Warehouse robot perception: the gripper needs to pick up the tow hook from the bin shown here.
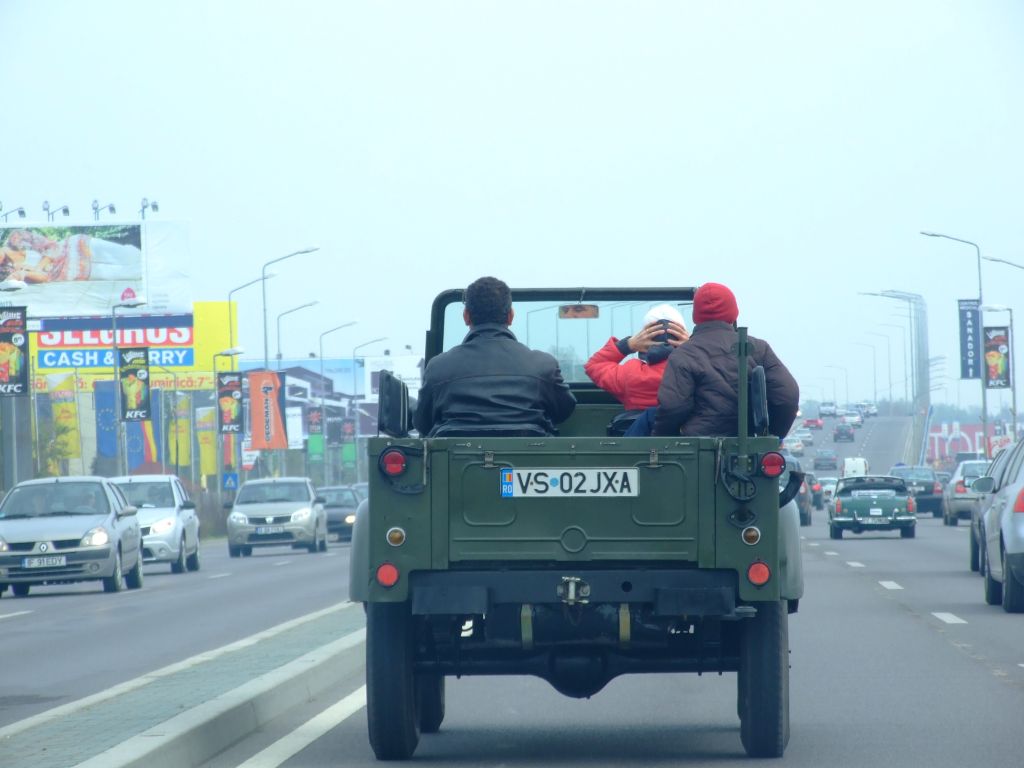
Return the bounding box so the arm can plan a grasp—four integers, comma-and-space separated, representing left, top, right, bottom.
557, 576, 591, 606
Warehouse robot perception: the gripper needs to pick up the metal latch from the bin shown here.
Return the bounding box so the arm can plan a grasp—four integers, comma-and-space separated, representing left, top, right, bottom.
483, 450, 495, 467
557, 576, 591, 606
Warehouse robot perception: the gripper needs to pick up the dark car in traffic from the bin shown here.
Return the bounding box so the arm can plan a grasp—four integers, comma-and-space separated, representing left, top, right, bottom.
833, 423, 855, 442
320, 485, 361, 540
813, 449, 838, 470
888, 465, 943, 517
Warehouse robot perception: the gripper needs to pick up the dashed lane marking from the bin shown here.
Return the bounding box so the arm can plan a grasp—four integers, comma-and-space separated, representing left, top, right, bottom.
0, 610, 32, 621
806, 542, 820, 547
273, 561, 291, 567
824, 551, 839, 556
207, 573, 231, 580
847, 561, 866, 568
235, 685, 367, 768
932, 612, 968, 625
879, 581, 903, 590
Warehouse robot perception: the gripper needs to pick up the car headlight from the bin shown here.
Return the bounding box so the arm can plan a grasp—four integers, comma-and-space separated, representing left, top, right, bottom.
150, 517, 176, 535
291, 508, 312, 523
0, 536, 8, 553
80, 527, 110, 547
344, 514, 356, 525
229, 512, 248, 524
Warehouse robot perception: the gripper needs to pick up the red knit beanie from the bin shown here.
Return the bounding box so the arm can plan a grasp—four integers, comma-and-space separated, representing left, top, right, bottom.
693, 282, 739, 324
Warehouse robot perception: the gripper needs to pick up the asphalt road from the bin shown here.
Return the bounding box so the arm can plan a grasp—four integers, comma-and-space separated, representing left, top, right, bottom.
0, 535, 352, 726
202, 417, 1024, 767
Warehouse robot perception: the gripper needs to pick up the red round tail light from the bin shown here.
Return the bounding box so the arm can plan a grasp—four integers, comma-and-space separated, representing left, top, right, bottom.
379, 449, 407, 477
376, 562, 400, 587
747, 561, 771, 586
760, 452, 786, 478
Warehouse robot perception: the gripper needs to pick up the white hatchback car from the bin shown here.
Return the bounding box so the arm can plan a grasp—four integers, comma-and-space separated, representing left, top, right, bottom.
112, 475, 200, 573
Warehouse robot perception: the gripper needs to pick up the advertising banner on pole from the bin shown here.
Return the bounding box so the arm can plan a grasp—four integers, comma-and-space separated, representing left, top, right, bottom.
959, 299, 981, 380
248, 371, 287, 450
118, 347, 151, 421
983, 326, 1011, 389
217, 373, 243, 434
0, 306, 29, 397
196, 407, 217, 477
47, 373, 81, 458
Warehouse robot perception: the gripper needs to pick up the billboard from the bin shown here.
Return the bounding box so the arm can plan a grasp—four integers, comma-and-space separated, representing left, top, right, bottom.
958, 299, 981, 379
363, 355, 422, 403
118, 347, 151, 421
249, 371, 288, 450
0, 306, 29, 396
0, 223, 190, 317
983, 326, 1011, 389
217, 373, 243, 434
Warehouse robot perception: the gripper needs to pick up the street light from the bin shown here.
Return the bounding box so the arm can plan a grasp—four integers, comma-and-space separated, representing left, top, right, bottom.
866, 331, 893, 409
227, 274, 275, 354
880, 322, 910, 406
351, 337, 387, 482
319, 322, 357, 485
112, 296, 148, 476
42, 201, 70, 221
981, 304, 1017, 440
261, 247, 319, 370
920, 232, 986, 454
275, 301, 318, 368
91, 200, 116, 220
851, 342, 878, 403
140, 198, 159, 219
0, 206, 26, 222
825, 364, 849, 405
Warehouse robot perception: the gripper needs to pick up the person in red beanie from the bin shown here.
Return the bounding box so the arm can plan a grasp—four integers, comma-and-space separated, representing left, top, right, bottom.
652, 282, 799, 438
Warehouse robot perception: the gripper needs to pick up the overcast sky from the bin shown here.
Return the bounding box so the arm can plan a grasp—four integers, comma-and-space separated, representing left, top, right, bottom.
3, 1, 1022, 410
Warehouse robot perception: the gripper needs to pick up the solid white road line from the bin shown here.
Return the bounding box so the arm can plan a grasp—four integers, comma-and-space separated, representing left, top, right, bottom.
0, 601, 355, 740
932, 612, 968, 625
0, 610, 32, 621
208, 573, 231, 580
847, 561, 866, 568
235, 686, 367, 768
879, 581, 903, 590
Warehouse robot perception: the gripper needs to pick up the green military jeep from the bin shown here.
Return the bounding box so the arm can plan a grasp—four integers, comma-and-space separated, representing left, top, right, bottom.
350, 288, 804, 760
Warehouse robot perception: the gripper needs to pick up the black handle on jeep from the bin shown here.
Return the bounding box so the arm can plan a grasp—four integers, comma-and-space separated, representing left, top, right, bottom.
779, 470, 804, 507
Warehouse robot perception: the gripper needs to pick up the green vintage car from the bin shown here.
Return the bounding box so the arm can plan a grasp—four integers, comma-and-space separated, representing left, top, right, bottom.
350, 288, 804, 760
828, 475, 917, 539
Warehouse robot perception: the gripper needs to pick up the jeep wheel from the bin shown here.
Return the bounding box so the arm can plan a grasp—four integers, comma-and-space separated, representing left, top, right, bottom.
969, 528, 980, 572
366, 602, 419, 760
1001, 550, 1024, 613
739, 600, 790, 758
417, 673, 445, 733
983, 538, 1002, 606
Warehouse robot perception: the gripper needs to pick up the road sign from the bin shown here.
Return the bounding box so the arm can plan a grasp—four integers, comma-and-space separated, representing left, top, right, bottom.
223, 472, 239, 491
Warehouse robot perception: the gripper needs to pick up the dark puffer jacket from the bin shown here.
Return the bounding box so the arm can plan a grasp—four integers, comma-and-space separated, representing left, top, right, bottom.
413, 323, 576, 437
652, 321, 799, 439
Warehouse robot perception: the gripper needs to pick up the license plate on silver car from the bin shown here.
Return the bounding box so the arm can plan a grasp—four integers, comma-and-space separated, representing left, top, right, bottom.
23, 555, 66, 568
501, 468, 639, 498
255, 526, 285, 535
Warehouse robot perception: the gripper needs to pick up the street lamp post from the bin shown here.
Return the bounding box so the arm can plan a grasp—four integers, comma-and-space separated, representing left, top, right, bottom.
921, 232, 987, 454
881, 323, 910, 407
851, 342, 878, 404
0, 206, 27, 222
825, 365, 849, 406
982, 305, 1017, 441
91, 200, 116, 220
42, 201, 70, 221
227, 275, 275, 354
319, 322, 357, 485
261, 248, 319, 371
867, 331, 893, 409
351, 337, 388, 483
276, 301, 319, 369
140, 198, 159, 219
112, 297, 148, 476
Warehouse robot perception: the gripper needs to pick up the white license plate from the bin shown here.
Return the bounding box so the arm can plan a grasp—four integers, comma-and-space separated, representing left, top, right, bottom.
500, 468, 639, 498
869, 507, 883, 516
255, 526, 285, 535
23, 555, 67, 568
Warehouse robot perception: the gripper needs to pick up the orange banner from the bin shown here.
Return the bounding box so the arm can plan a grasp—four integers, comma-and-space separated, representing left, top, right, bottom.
248, 371, 287, 450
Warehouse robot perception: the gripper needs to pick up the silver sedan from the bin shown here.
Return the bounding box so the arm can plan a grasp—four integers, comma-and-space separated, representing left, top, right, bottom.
976, 444, 1024, 612
225, 477, 327, 557
112, 474, 201, 573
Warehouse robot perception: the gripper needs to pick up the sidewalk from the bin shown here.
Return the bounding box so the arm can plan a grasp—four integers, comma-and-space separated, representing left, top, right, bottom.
0, 602, 366, 768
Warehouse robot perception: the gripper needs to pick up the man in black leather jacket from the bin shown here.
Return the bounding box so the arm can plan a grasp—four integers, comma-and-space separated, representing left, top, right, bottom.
414, 277, 577, 437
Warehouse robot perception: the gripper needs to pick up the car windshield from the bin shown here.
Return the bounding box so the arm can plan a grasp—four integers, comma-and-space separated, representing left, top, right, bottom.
235, 482, 310, 504
322, 488, 358, 507
114, 481, 175, 508
889, 467, 935, 482
0, 482, 110, 518
440, 294, 694, 384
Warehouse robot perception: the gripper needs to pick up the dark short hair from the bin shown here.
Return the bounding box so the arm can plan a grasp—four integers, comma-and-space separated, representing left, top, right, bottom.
464, 277, 512, 326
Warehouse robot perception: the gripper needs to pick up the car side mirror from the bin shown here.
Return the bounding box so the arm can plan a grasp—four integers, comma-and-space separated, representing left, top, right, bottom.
120, 505, 138, 517
223, 500, 234, 510
971, 476, 994, 493
180, 500, 196, 510
748, 365, 769, 436
378, 370, 410, 438
314, 496, 326, 505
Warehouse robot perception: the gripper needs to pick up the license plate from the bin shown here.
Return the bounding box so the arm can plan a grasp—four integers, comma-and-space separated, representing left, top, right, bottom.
255, 526, 285, 535
869, 507, 883, 516
500, 468, 639, 498
23, 555, 67, 568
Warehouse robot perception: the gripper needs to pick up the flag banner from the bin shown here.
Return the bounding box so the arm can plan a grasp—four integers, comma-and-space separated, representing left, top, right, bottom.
196, 407, 217, 477
248, 371, 287, 450
167, 393, 192, 468
126, 394, 162, 472
306, 406, 323, 435
217, 373, 243, 434
959, 299, 981, 379
95, 380, 118, 458
984, 326, 1011, 389
0, 306, 29, 397
47, 373, 81, 458
118, 347, 151, 421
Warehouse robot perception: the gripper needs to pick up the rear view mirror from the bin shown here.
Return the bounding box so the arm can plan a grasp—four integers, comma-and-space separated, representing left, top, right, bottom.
223, 500, 233, 510
971, 476, 994, 493
314, 496, 326, 505
180, 500, 196, 510
378, 370, 410, 438
749, 365, 769, 436
558, 304, 599, 319
120, 505, 138, 517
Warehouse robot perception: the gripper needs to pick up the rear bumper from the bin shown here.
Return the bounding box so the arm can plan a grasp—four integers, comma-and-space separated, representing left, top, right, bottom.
831, 516, 915, 533
946, 498, 976, 518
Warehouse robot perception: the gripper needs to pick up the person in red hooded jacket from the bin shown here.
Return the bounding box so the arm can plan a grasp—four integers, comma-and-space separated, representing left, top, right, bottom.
653, 282, 799, 438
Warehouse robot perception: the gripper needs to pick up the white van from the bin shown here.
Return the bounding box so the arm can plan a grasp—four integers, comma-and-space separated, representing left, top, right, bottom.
820, 401, 837, 417
842, 457, 869, 478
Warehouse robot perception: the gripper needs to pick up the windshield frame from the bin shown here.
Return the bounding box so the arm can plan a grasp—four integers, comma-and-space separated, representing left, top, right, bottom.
0, 482, 111, 519
235, 482, 311, 505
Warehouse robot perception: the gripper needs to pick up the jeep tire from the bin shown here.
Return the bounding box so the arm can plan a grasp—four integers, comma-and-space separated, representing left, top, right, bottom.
739, 600, 790, 758
367, 602, 419, 760
417, 673, 445, 733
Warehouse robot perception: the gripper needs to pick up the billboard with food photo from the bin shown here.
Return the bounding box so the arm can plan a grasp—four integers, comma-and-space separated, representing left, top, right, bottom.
0, 222, 190, 317
984, 326, 1011, 390
217, 373, 243, 434
0, 306, 29, 397
118, 347, 151, 421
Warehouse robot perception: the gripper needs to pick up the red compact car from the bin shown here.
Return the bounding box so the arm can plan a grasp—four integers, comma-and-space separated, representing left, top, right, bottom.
803, 418, 824, 430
